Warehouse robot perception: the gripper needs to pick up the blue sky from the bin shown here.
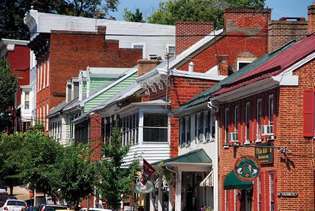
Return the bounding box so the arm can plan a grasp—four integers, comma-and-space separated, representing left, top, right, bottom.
110, 0, 314, 20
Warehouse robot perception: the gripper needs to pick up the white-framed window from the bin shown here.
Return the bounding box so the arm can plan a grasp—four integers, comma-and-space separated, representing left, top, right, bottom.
132, 43, 145, 58
237, 58, 256, 71
234, 105, 239, 132
42, 61, 46, 89
224, 108, 230, 145
46, 104, 49, 130
121, 114, 140, 146
47, 59, 50, 87
257, 98, 263, 139
268, 94, 274, 126
166, 44, 176, 57
245, 102, 251, 142
24, 91, 30, 110
197, 112, 204, 142
143, 113, 168, 143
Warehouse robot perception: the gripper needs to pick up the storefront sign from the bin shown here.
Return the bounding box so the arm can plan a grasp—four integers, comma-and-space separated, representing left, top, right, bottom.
234, 156, 259, 181
277, 192, 298, 198
255, 144, 274, 164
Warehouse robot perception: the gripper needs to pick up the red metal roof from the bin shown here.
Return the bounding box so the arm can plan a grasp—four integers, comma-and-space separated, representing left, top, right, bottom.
214, 34, 315, 96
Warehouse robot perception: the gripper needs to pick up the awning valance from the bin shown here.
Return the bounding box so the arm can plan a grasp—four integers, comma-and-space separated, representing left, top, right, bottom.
156, 149, 212, 167
224, 171, 252, 190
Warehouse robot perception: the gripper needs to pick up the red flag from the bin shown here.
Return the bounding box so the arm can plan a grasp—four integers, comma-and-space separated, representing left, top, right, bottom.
143, 159, 155, 177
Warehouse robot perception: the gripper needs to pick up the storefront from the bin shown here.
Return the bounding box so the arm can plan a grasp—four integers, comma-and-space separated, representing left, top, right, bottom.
156, 149, 213, 211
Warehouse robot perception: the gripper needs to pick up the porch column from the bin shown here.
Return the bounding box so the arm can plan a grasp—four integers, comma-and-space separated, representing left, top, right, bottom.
175, 170, 182, 211
139, 111, 144, 146
150, 192, 155, 211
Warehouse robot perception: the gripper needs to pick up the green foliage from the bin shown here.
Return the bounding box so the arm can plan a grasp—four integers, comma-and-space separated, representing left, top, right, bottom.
0, 133, 25, 192
18, 130, 63, 196
0, 0, 119, 39
0, 59, 17, 113
123, 8, 144, 22
98, 128, 139, 209
148, 0, 266, 28
55, 144, 96, 208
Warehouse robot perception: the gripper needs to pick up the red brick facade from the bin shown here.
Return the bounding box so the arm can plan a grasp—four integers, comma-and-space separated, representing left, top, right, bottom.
31, 29, 142, 129
176, 22, 213, 55
89, 113, 103, 161
218, 55, 315, 211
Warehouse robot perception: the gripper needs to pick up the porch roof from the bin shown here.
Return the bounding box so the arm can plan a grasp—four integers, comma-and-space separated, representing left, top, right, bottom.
155, 149, 211, 166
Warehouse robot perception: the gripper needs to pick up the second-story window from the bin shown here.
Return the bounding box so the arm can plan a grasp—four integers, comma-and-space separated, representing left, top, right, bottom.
24, 91, 30, 110
268, 95, 274, 126
197, 112, 204, 142
180, 117, 186, 146
143, 113, 168, 142
234, 105, 239, 133
257, 99, 263, 141
245, 102, 251, 142
224, 108, 229, 145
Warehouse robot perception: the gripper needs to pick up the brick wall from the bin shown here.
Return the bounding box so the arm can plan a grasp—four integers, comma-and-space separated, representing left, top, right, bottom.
176, 22, 213, 55
268, 17, 307, 53
89, 113, 103, 161
218, 61, 315, 210
308, 4, 315, 34
177, 9, 270, 73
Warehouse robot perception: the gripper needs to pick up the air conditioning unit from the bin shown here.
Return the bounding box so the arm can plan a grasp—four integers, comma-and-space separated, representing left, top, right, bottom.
228, 132, 239, 145
260, 125, 275, 140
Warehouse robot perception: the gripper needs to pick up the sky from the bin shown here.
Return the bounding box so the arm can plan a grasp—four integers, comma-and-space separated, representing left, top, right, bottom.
110, 0, 315, 21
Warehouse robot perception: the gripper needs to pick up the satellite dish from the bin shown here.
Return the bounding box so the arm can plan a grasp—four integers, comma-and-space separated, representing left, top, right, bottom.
134, 181, 154, 194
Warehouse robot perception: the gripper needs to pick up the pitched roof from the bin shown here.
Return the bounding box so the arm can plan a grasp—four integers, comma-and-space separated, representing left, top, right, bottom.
214, 34, 315, 96
176, 40, 296, 113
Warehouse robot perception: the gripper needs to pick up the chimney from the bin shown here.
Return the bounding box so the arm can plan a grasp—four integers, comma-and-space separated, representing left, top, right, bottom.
268, 17, 307, 52
188, 62, 195, 72
97, 26, 106, 34
176, 22, 213, 55
137, 59, 161, 76
217, 55, 229, 76
308, 3, 315, 34
224, 8, 271, 36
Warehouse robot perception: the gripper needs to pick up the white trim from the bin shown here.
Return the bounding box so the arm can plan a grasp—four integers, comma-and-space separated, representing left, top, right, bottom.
273, 52, 315, 85
171, 69, 226, 81
236, 58, 256, 71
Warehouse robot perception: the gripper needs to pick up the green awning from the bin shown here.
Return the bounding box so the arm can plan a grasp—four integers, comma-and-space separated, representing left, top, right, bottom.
224, 171, 252, 190
155, 149, 212, 166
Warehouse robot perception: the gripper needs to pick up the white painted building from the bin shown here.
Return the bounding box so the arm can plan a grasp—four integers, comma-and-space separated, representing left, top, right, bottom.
24, 9, 175, 59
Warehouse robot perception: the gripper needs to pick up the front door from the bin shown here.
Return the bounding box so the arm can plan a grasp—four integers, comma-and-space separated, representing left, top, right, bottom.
240, 189, 252, 211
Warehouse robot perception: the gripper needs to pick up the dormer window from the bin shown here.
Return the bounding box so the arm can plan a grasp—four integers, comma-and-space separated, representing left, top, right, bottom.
237, 57, 256, 71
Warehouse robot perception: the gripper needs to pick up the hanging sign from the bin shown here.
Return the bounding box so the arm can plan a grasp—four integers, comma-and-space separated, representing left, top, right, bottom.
255, 144, 274, 164
234, 156, 260, 181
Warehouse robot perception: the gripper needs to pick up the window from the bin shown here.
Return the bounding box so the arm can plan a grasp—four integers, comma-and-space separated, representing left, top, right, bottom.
143, 113, 168, 142
237, 62, 251, 70
24, 91, 30, 110
224, 108, 230, 145
42, 61, 46, 89
166, 44, 176, 57
268, 95, 274, 126
197, 112, 204, 142
185, 116, 191, 144
132, 43, 145, 58
205, 110, 215, 142
47, 60, 50, 87
180, 117, 186, 146
245, 102, 251, 142
121, 114, 139, 146
237, 58, 255, 70
234, 106, 239, 132
257, 99, 263, 141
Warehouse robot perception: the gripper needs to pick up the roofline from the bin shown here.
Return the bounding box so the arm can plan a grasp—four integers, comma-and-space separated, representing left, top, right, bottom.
0, 38, 29, 46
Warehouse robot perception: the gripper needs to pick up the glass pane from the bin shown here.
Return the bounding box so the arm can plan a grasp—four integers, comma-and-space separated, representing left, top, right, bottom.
143, 128, 167, 142
144, 113, 167, 127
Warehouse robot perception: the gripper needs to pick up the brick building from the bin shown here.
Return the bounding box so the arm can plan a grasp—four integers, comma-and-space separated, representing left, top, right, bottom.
26, 28, 141, 130
0, 39, 30, 132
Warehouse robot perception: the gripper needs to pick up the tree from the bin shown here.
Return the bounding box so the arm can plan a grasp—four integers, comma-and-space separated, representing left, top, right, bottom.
97, 128, 139, 210
18, 130, 63, 197
55, 144, 96, 209
0, 133, 25, 195
148, 0, 265, 28
0, 59, 17, 132
0, 0, 119, 40
123, 8, 144, 22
